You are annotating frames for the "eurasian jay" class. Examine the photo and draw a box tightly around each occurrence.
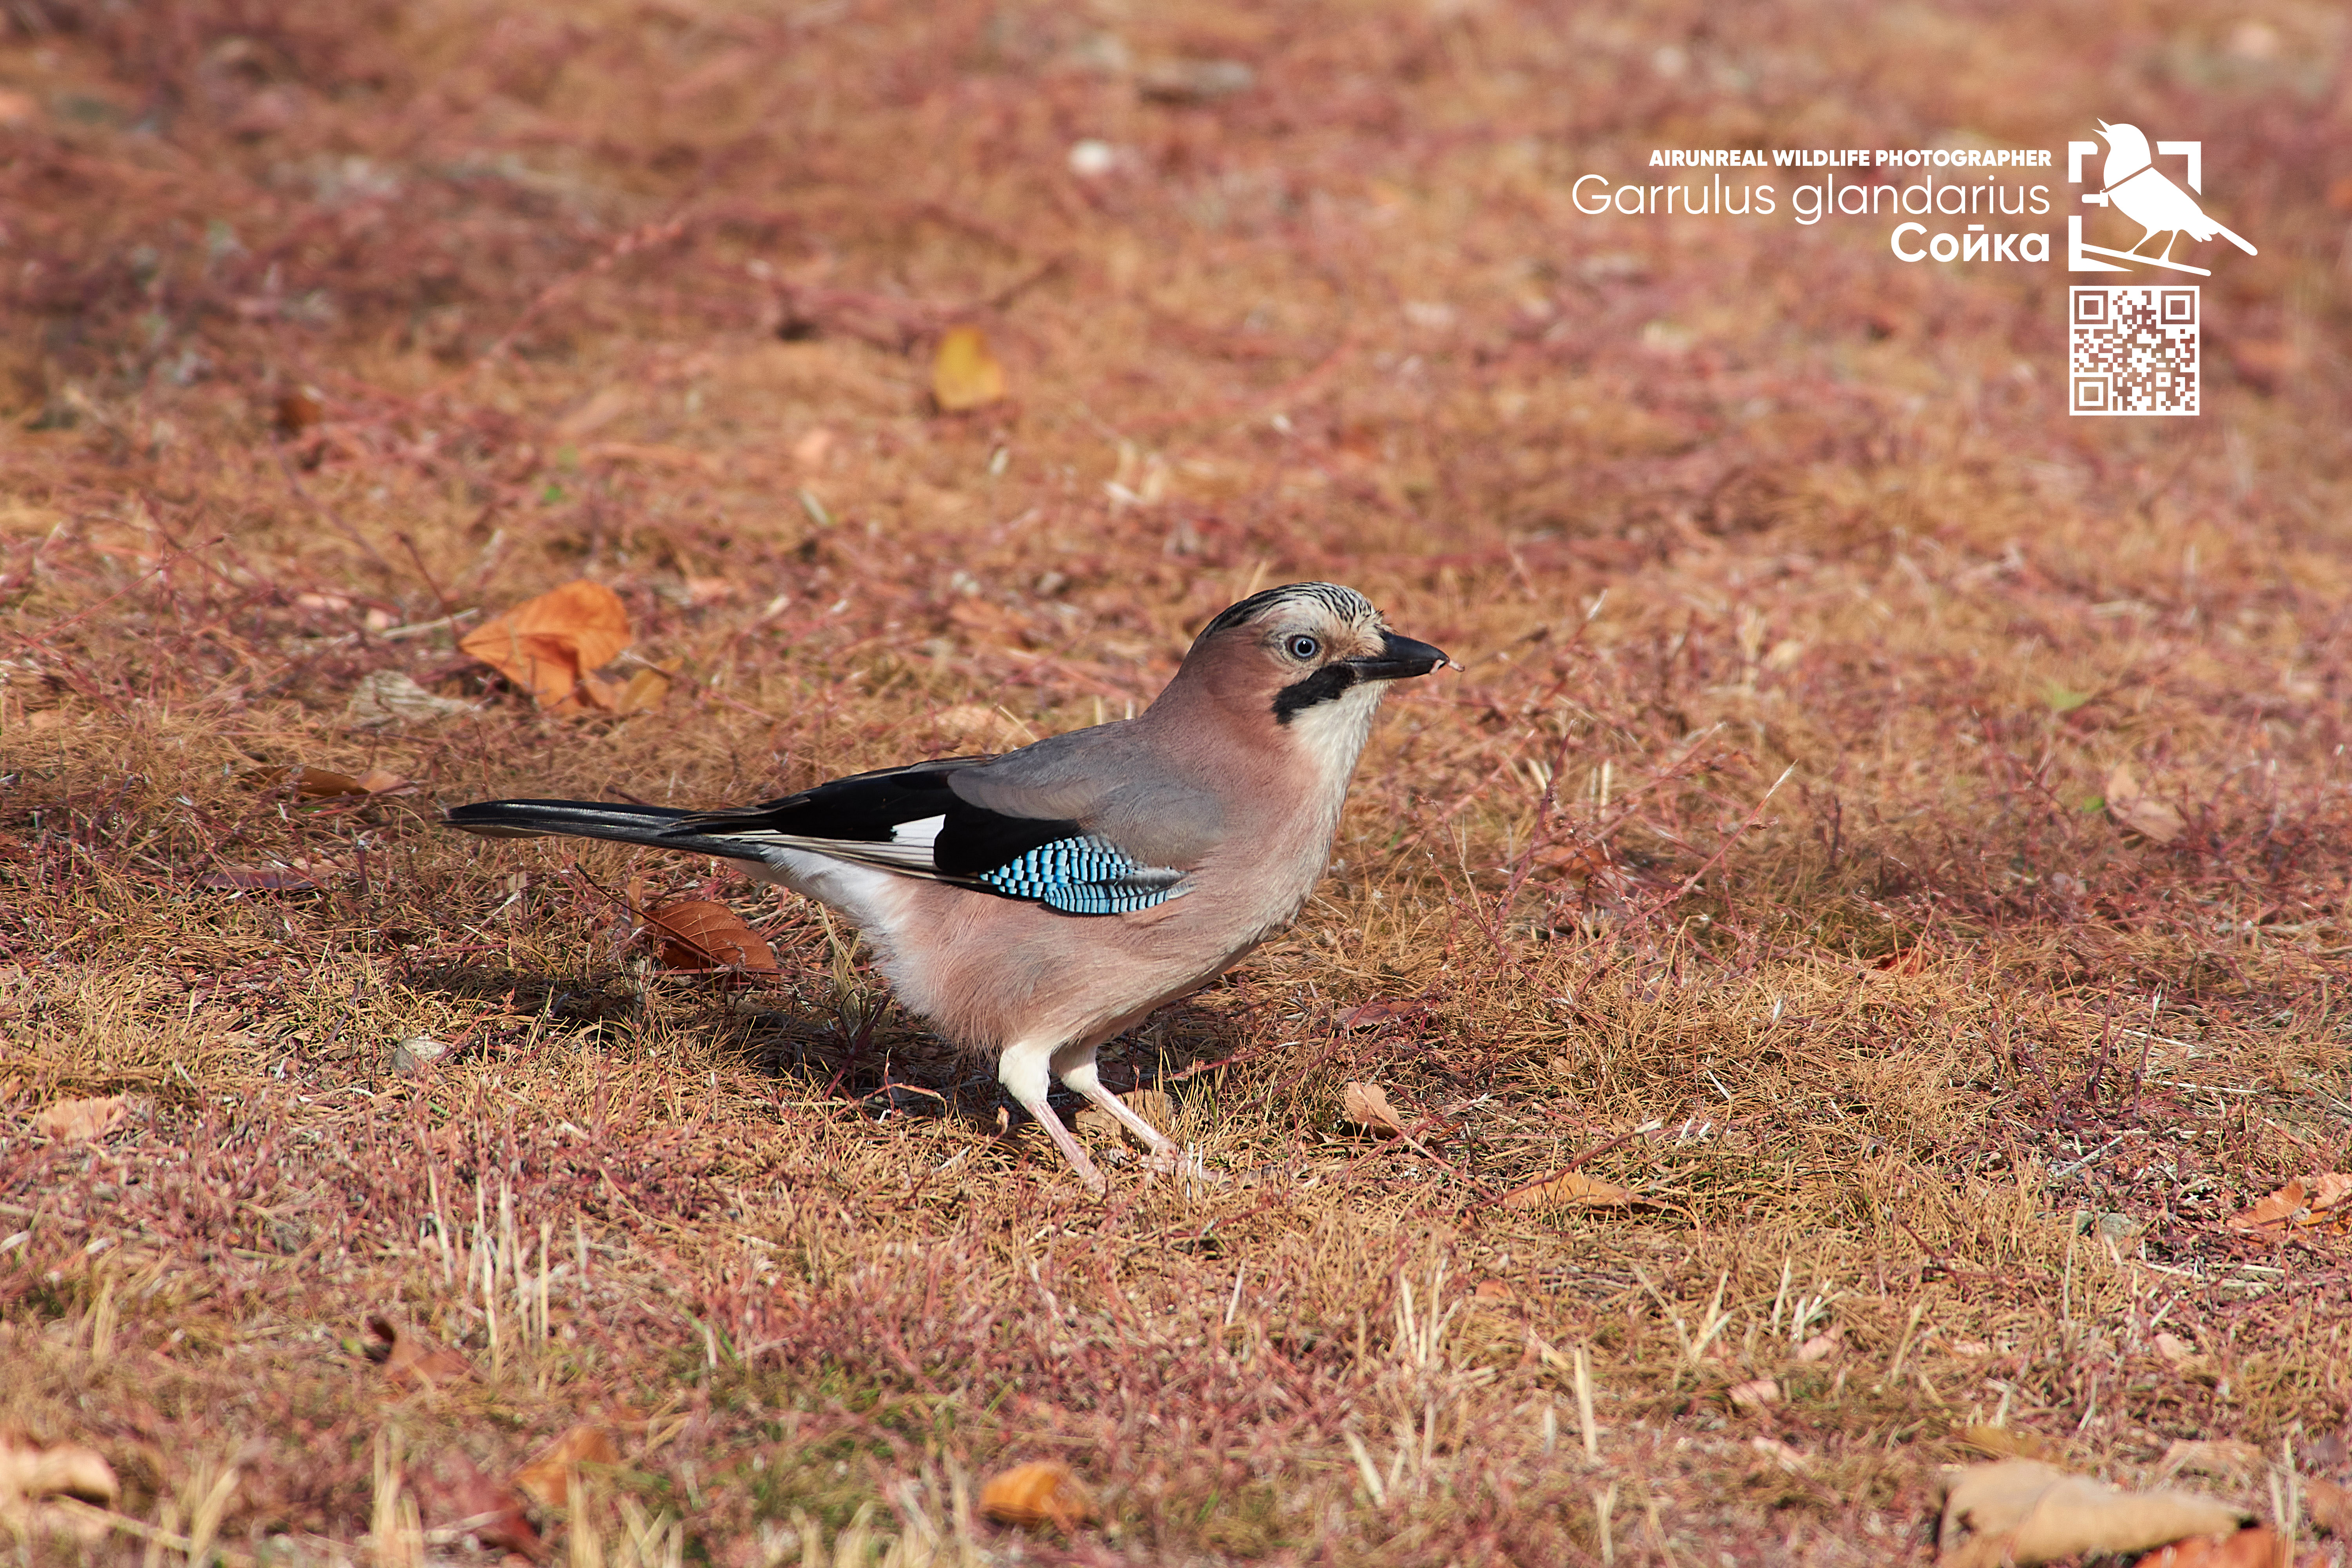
[446,582,1448,1193]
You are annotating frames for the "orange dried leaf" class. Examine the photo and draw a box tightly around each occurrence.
[2305,1475,2350,1538]
[2226,1178,2309,1230]
[30,1095,126,1141]
[613,666,672,715]
[931,325,1007,412]
[1501,1170,1638,1211]
[648,900,778,973]
[513,1424,619,1510]
[2105,764,2186,844]
[1340,1080,1405,1136]
[979,1461,1096,1534]
[351,768,415,795]
[460,580,632,712]
[2129,1526,2283,1568]
[366,1315,474,1390]
[246,764,368,798]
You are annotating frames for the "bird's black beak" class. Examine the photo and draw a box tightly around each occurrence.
[1347,631,1451,682]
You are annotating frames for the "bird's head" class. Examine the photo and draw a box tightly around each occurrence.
[2094,121,2151,161]
[1170,582,1449,769]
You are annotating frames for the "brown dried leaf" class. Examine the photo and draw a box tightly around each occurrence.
[459,580,632,713]
[980,1460,1096,1534]
[513,1425,619,1511]
[647,900,778,973]
[612,666,672,715]
[414,1453,542,1560]
[30,1096,127,1141]
[1500,1170,1639,1211]
[2106,764,2186,844]
[275,386,325,434]
[2129,1526,2285,1568]
[1340,1081,1406,1136]
[1726,1378,1780,1413]
[352,768,415,795]
[365,1316,474,1390]
[1937,1459,2251,1567]
[246,764,367,798]
[931,325,1007,412]
[2228,1178,2312,1230]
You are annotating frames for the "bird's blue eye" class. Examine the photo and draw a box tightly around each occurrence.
[1287,634,1320,661]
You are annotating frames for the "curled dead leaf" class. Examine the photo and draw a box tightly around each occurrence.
[514,1425,619,1510]
[1500,1170,1638,1212]
[2105,764,2186,845]
[1340,1081,1406,1136]
[647,900,778,974]
[29,1096,127,1141]
[931,325,1007,413]
[612,666,673,716]
[459,580,632,713]
[979,1461,1096,1534]
[2226,1173,2352,1232]
[1937,1459,2251,1568]
[365,1315,474,1390]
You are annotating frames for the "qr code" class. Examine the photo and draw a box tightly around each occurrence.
[2070,287,2198,416]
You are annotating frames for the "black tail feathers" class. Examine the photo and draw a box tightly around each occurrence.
[444,799,766,863]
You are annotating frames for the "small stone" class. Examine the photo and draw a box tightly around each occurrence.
[390,1036,448,1076]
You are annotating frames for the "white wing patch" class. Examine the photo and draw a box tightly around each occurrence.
[891,813,946,848]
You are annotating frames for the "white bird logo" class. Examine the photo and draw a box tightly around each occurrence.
[2089,120,2257,263]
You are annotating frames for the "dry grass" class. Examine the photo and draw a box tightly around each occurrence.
[4,1,2351,1563]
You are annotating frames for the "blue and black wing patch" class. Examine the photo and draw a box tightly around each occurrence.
[664,759,1186,915]
[975,834,1187,914]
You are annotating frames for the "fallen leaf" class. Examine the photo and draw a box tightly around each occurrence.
[1727,1378,1780,1413]
[1874,945,1928,975]
[352,768,415,795]
[647,900,778,973]
[247,764,368,798]
[199,863,325,892]
[791,427,836,468]
[459,580,632,713]
[931,325,1007,413]
[2228,1178,2310,1230]
[1500,1171,1639,1211]
[2156,1439,2264,1485]
[1796,1328,1842,1363]
[348,670,473,726]
[414,1453,541,1560]
[513,1425,619,1510]
[1340,1081,1406,1136]
[1749,1435,1809,1471]
[30,1096,127,1141]
[2129,1526,2284,1568]
[0,1432,118,1540]
[612,666,671,716]
[2306,1475,2350,1537]
[1937,1459,2251,1568]
[980,1461,1096,1534]
[2106,764,2186,844]
[1338,1000,1408,1031]
[1472,1279,1518,1307]
[275,385,326,434]
[1956,1426,2068,1464]
[2153,1332,2201,1371]
[365,1315,474,1390]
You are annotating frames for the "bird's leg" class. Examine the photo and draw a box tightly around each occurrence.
[1053,1045,1179,1156]
[2158,230,2179,263]
[998,1038,1107,1196]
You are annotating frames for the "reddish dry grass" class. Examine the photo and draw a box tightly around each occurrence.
[3,1,2351,1564]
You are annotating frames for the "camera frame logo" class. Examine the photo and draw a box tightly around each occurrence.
[2065,122,2256,418]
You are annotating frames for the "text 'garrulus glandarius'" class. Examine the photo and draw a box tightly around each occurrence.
[445,582,1448,1194]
